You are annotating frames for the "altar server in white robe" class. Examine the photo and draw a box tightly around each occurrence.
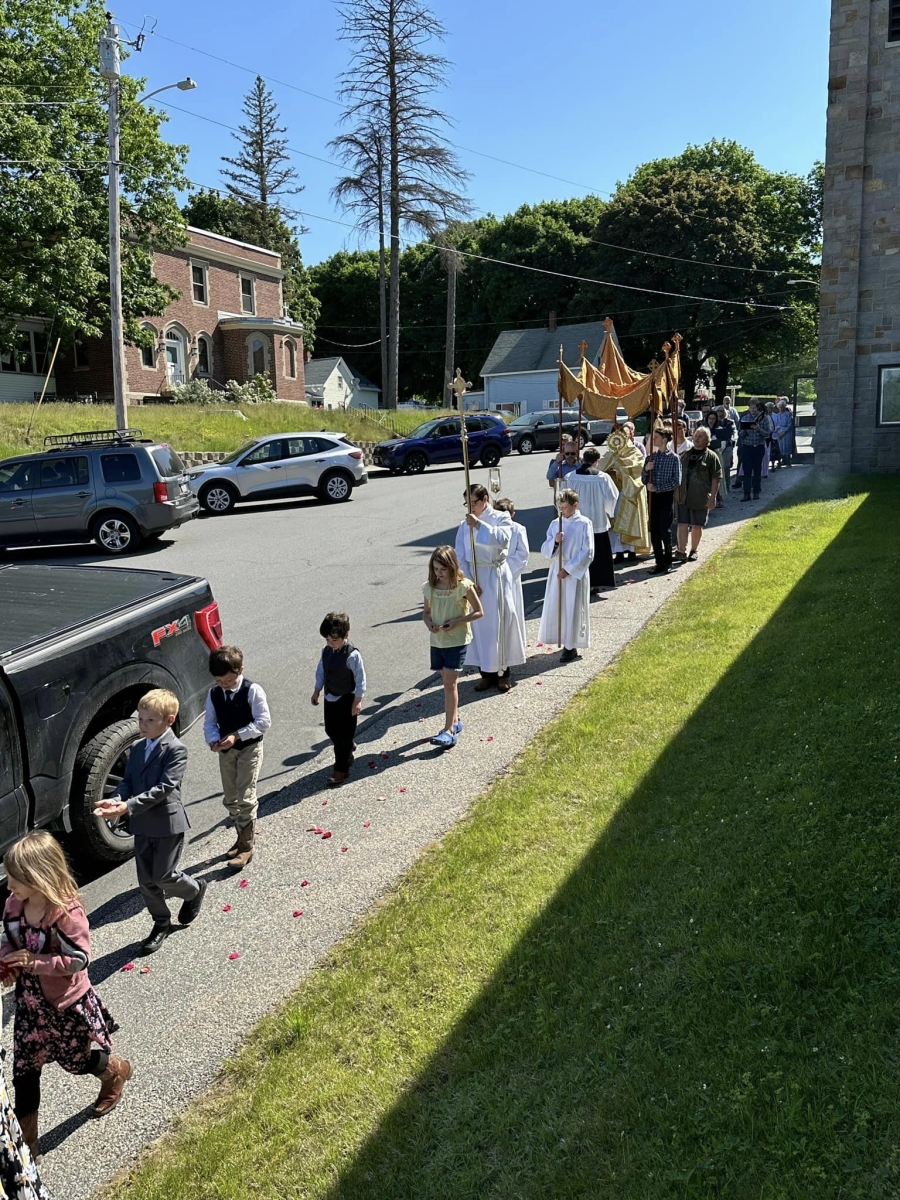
[564,445,619,594]
[455,484,527,693]
[538,487,594,662]
[493,498,530,638]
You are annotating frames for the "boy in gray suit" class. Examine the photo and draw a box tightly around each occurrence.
[95,688,206,956]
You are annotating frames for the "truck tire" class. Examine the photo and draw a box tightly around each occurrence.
[71,719,140,863]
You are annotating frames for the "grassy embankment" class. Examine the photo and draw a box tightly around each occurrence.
[0,403,431,460]
[108,473,900,1200]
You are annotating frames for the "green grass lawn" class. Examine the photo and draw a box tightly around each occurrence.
[0,403,432,459]
[108,473,900,1200]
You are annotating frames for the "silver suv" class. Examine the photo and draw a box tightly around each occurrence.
[0,428,199,555]
[188,432,368,513]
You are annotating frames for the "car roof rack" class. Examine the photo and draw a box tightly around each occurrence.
[43,428,143,449]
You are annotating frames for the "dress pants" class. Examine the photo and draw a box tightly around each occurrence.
[741,444,765,498]
[134,833,199,924]
[648,490,675,567]
[218,739,263,830]
[324,694,357,773]
[589,531,616,588]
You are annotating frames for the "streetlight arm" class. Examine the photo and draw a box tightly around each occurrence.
[120,78,196,123]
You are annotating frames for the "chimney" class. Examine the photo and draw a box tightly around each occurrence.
[549,311,557,332]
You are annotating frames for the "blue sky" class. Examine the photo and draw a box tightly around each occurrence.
[114,0,830,266]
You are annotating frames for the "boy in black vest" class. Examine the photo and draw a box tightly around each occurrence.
[311,612,367,787]
[205,646,272,870]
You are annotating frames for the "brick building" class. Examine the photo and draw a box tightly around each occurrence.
[817,0,900,470]
[53,226,306,404]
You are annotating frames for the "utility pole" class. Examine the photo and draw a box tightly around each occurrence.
[443,249,457,409]
[99,16,128,430]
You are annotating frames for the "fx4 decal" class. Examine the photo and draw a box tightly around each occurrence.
[151,615,191,647]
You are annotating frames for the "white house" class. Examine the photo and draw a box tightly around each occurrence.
[304,356,380,410]
[0,319,57,403]
[479,319,610,414]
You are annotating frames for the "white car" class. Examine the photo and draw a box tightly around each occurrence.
[188,432,367,514]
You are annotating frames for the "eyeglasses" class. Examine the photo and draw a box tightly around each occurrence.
[564,452,578,457]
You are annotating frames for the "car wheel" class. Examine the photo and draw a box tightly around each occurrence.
[199,481,237,514]
[517,436,535,455]
[404,451,428,474]
[71,718,140,863]
[318,470,354,503]
[92,512,142,555]
[480,445,501,467]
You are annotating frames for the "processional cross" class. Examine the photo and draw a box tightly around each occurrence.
[450,367,472,408]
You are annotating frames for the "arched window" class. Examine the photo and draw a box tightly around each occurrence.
[284,337,297,379]
[140,324,157,370]
[196,334,212,376]
[247,335,269,378]
[164,326,188,386]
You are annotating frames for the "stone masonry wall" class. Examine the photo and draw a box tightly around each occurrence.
[818,0,900,472]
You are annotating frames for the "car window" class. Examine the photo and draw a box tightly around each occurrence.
[219,440,259,465]
[464,418,483,433]
[309,436,341,453]
[409,418,444,439]
[509,415,535,427]
[39,456,89,489]
[101,452,142,484]
[0,461,35,492]
[150,445,185,478]
[433,422,457,438]
[242,440,284,465]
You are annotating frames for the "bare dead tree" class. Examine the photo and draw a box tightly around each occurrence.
[334,0,471,408]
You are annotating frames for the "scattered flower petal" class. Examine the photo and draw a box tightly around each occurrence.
[307,826,322,832]
[239,879,249,888]
[120,962,135,972]
[222,904,232,913]
[381,753,389,759]
[300,880,310,888]
[292,910,304,918]
[536,680,544,686]
[139,966,151,975]
[322,799,328,806]
[368,761,377,769]
[486,735,494,742]
[321,831,332,839]
[536,641,543,647]
[363,821,371,828]
[341,846,349,853]
[399,787,408,794]
[228,952,241,961]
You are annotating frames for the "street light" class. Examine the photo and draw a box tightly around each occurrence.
[786,278,820,286]
[100,16,197,429]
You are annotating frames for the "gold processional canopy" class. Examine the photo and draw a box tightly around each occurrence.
[557,317,682,421]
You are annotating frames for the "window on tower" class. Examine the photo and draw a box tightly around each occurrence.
[890,0,900,41]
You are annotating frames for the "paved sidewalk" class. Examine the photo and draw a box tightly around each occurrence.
[23,468,810,1200]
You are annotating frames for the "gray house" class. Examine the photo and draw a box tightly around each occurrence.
[304,356,381,410]
[478,320,610,414]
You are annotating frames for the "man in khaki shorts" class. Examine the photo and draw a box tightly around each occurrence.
[204,645,271,870]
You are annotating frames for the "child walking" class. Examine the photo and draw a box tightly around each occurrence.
[423,546,483,749]
[0,831,130,1160]
[205,645,271,870]
[95,688,205,956]
[311,613,366,787]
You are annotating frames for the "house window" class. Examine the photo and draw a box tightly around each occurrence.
[197,335,211,376]
[191,262,208,305]
[1,330,47,374]
[891,0,900,41]
[165,328,188,386]
[878,365,900,424]
[32,330,49,374]
[284,338,297,379]
[140,325,157,369]
[73,337,89,370]
[248,336,268,377]
[240,275,255,315]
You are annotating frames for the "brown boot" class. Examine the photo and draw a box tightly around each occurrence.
[474,673,498,692]
[93,1056,132,1117]
[327,770,348,787]
[228,821,255,871]
[18,1110,40,1159]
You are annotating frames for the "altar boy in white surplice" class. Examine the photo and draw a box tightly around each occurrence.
[538,487,594,663]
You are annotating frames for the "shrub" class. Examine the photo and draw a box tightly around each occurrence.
[225,373,277,405]
[167,377,223,406]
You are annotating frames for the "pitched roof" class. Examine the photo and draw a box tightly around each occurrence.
[479,320,611,378]
[303,357,342,388]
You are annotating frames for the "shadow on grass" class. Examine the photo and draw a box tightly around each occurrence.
[325,477,900,1198]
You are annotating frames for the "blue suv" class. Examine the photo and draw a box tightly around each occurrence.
[373,414,512,475]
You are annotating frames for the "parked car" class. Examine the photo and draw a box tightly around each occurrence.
[0,562,221,865]
[187,432,367,513]
[505,410,615,454]
[373,414,511,474]
[0,428,198,555]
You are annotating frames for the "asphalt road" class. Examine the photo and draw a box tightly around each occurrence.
[15,452,561,905]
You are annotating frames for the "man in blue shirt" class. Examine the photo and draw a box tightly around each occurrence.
[738,399,773,502]
[642,424,682,574]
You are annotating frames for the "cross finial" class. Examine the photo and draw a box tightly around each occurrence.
[603,316,614,332]
[449,367,472,401]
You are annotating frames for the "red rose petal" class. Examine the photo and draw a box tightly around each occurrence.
[341,846,349,853]
[486,736,494,742]
[222,904,232,913]
[321,831,332,839]
[322,799,328,806]
[368,761,377,769]
[363,821,371,828]
[139,966,151,975]
[537,641,544,647]
[120,962,135,972]
[536,680,543,685]
[239,879,249,888]
[228,952,241,961]
[300,879,310,887]
[292,910,304,918]
[399,787,408,793]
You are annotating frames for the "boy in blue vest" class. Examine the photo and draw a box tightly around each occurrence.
[310,612,367,787]
[205,646,272,870]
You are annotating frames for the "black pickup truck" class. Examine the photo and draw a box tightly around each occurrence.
[0,564,222,866]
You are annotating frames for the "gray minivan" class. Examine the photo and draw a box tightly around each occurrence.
[0,428,199,555]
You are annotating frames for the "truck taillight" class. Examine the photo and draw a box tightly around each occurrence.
[194,601,223,650]
[153,482,168,503]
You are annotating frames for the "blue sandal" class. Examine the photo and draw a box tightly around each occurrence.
[430,730,458,748]
[452,718,463,735]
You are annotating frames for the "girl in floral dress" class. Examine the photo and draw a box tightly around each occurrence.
[0,831,131,1160]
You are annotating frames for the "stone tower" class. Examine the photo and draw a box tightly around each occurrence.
[817,0,900,471]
